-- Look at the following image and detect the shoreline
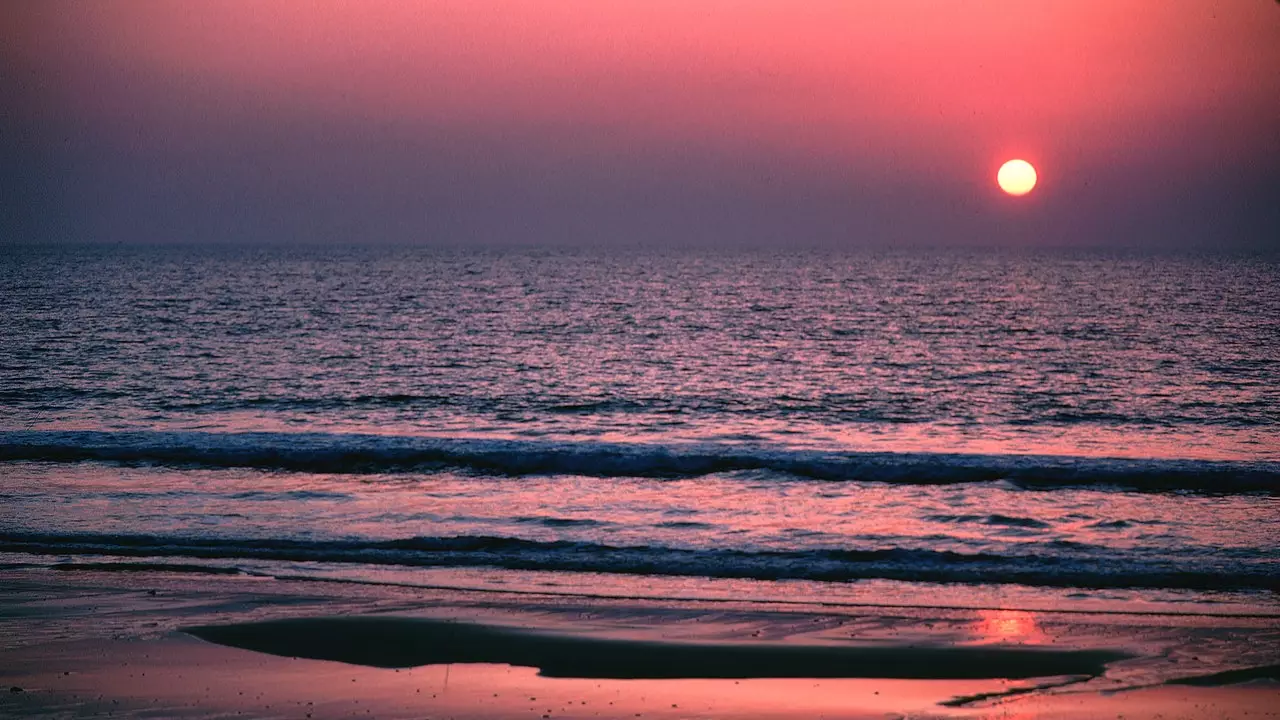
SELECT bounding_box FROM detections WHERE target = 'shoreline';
[10,549,1279,619]
[2,566,1277,718]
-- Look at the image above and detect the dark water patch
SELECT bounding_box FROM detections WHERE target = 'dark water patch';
[654,521,713,529]
[940,675,1093,707]
[984,514,1052,529]
[0,387,130,402]
[154,394,458,412]
[1088,520,1131,529]
[544,399,650,414]
[186,616,1128,679]
[512,516,607,528]
[52,561,245,576]
[226,489,352,501]
[782,528,833,538]
[1086,519,1163,530]
[1169,664,1280,686]
[926,514,1053,529]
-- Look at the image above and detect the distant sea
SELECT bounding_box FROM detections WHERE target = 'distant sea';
[2,246,1277,612]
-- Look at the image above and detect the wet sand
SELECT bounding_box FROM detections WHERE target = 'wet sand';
[1,567,1276,718]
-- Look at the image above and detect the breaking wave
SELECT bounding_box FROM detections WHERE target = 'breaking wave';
[2,530,1275,591]
[1,430,1276,492]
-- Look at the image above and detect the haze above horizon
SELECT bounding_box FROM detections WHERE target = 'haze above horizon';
[3,0,1278,249]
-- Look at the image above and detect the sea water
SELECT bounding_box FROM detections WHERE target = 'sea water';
[2,246,1277,612]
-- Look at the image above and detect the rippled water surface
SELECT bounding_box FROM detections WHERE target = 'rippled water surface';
[2,246,1277,608]
[5,246,1278,457]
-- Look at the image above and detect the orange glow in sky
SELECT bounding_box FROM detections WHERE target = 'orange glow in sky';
[24,1,1278,170]
[5,0,1278,246]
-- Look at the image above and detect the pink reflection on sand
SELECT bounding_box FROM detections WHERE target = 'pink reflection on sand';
[15,635,1016,720]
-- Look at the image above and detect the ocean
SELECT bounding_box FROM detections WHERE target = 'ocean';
[2,245,1277,614]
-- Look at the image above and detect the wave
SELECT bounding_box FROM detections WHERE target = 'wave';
[1,430,1276,492]
[1,531,1275,592]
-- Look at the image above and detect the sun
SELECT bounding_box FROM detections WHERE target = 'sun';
[997,159,1037,196]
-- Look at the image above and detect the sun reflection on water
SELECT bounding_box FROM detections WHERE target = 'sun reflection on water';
[974,610,1046,645]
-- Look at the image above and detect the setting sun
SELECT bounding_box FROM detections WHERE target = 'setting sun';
[997,159,1038,196]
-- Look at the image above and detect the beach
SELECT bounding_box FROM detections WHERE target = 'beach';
[2,566,1276,718]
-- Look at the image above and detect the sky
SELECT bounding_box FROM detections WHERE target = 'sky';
[3,0,1279,249]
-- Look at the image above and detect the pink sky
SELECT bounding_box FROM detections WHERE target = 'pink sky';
[5,0,1279,246]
